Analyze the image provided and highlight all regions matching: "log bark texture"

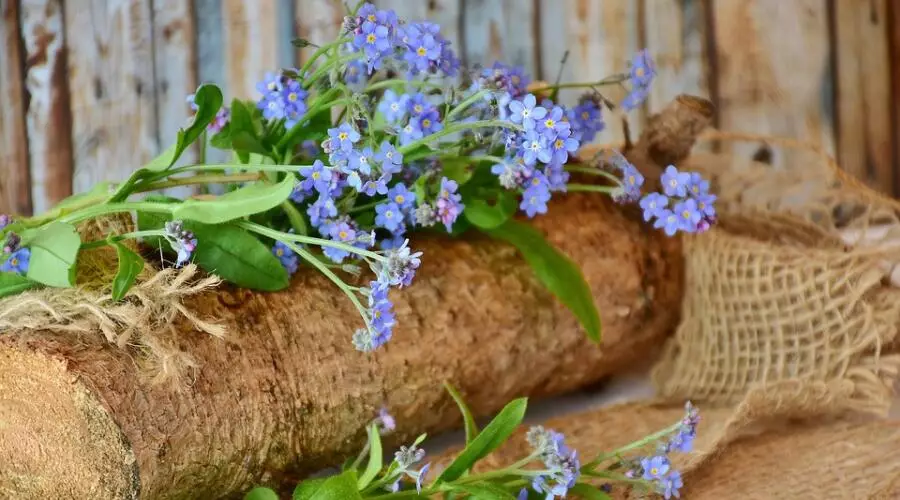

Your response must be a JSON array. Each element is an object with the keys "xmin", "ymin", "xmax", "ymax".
[{"xmin": 0, "ymin": 96, "xmax": 711, "ymax": 500}]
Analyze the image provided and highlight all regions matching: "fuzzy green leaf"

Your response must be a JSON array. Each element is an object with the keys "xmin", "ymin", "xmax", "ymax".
[
  {"xmin": 483, "ymin": 220, "xmax": 601, "ymax": 343},
  {"xmin": 23, "ymin": 222, "xmax": 81, "ymax": 288},
  {"xmin": 567, "ymin": 484, "xmax": 612, "ymax": 499},
  {"xmin": 444, "ymin": 382, "xmax": 479, "ymax": 445},
  {"xmin": 435, "ymin": 398, "xmax": 527, "ymax": 484},
  {"xmin": 0, "ymin": 272, "xmax": 39, "ymax": 298},
  {"xmin": 243, "ymin": 487, "xmax": 279, "ymax": 500},
  {"xmin": 293, "ymin": 470, "xmax": 361, "ymax": 500},
  {"xmin": 171, "ymin": 176, "xmax": 294, "ymax": 225},
  {"xmin": 110, "ymin": 241, "xmax": 145, "ymax": 301},
  {"xmin": 357, "ymin": 423, "xmax": 383, "ymax": 489},
  {"xmin": 463, "ymin": 192, "xmax": 517, "ymax": 230},
  {"xmin": 147, "ymin": 84, "xmax": 224, "ymax": 170}
]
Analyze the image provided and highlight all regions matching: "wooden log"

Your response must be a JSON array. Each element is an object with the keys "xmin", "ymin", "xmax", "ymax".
[{"xmin": 0, "ymin": 96, "xmax": 710, "ymax": 500}]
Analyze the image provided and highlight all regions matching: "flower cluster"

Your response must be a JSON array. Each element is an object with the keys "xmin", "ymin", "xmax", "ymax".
[
  {"xmin": 0, "ymin": 224, "xmax": 29, "ymax": 276},
  {"xmin": 619, "ymin": 401, "xmax": 699, "ymax": 499},
  {"xmin": 621, "ymin": 48, "xmax": 656, "ymax": 111},
  {"xmin": 524, "ymin": 426, "xmax": 581, "ymax": 498},
  {"xmin": 163, "ymin": 220, "xmax": 198, "ymax": 267},
  {"xmin": 640, "ymin": 165, "xmax": 717, "ymax": 236},
  {"xmin": 256, "ymin": 72, "xmax": 309, "ymax": 128}
]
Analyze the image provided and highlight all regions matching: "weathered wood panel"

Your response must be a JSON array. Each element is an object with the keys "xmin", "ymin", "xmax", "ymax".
[
  {"xmin": 294, "ymin": 0, "xmax": 344, "ymax": 66},
  {"xmin": 834, "ymin": 0, "xmax": 893, "ymax": 191},
  {"xmin": 193, "ymin": 0, "xmax": 229, "ymax": 166},
  {"xmin": 20, "ymin": 0, "xmax": 73, "ymax": 215},
  {"xmin": 711, "ymin": 0, "xmax": 835, "ymax": 169},
  {"xmin": 542, "ymin": 0, "xmax": 641, "ymax": 145},
  {"xmin": 890, "ymin": 0, "xmax": 900, "ymax": 195},
  {"xmin": 0, "ymin": 0, "xmax": 32, "ymax": 215},
  {"xmin": 462, "ymin": 0, "xmax": 537, "ymax": 76},
  {"xmin": 65, "ymin": 0, "xmax": 159, "ymax": 194},
  {"xmin": 222, "ymin": 0, "xmax": 280, "ymax": 100}
]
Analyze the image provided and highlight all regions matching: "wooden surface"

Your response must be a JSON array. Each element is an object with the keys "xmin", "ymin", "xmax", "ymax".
[{"xmin": 1, "ymin": 0, "xmax": 898, "ymax": 215}]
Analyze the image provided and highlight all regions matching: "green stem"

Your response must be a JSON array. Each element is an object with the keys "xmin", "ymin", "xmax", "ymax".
[
  {"xmin": 281, "ymin": 201, "xmax": 309, "ymax": 236},
  {"xmin": 137, "ymin": 173, "xmax": 261, "ymax": 193},
  {"xmin": 585, "ymin": 421, "xmax": 682, "ymax": 470},
  {"xmin": 445, "ymin": 89, "xmax": 489, "ymax": 121},
  {"xmin": 276, "ymin": 89, "xmax": 344, "ymax": 150},
  {"xmin": 565, "ymin": 166, "xmax": 622, "ymax": 185},
  {"xmin": 304, "ymin": 53, "xmax": 361, "ymax": 89},
  {"xmin": 364, "ymin": 79, "xmax": 444, "ymax": 93},
  {"xmin": 566, "ymin": 184, "xmax": 618, "ymax": 194},
  {"xmin": 348, "ymin": 200, "xmax": 381, "ymax": 214},
  {"xmin": 299, "ymin": 37, "xmax": 350, "ymax": 78},
  {"xmin": 59, "ymin": 202, "xmax": 174, "ymax": 225},
  {"xmin": 466, "ymin": 155, "xmax": 507, "ymax": 165},
  {"xmin": 237, "ymin": 221, "xmax": 383, "ymax": 264},
  {"xmin": 80, "ymin": 229, "xmax": 167, "ymax": 250},
  {"xmin": 529, "ymin": 75, "xmax": 628, "ymax": 93},
  {"xmin": 397, "ymin": 120, "xmax": 522, "ymax": 155}
]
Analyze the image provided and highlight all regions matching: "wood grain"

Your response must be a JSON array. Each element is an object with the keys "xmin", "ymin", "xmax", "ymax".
[
  {"xmin": 0, "ymin": 0, "xmax": 32, "ymax": 215},
  {"xmin": 294, "ymin": 0, "xmax": 344, "ymax": 67},
  {"xmin": 834, "ymin": 0, "xmax": 893, "ymax": 193},
  {"xmin": 65, "ymin": 0, "xmax": 159, "ymax": 193},
  {"xmin": 222, "ymin": 0, "xmax": 279, "ymax": 100},
  {"xmin": 712, "ymin": 0, "xmax": 835, "ymax": 169},
  {"xmin": 462, "ymin": 0, "xmax": 537, "ymax": 77},
  {"xmin": 20, "ymin": 0, "xmax": 73, "ymax": 215}
]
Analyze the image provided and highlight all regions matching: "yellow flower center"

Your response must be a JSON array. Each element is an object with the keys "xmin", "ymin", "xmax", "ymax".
[
  {"xmin": 367, "ymin": 14, "xmax": 376, "ymax": 22},
  {"xmin": 532, "ymin": 178, "xmax": 541, "ymax": 186},
  {"xmin": 386, "ymin": 210, "xmax": 394, "ymax": 218},
  {"xmin": 288, "ymin": 92, "xmax": 298, "ymax": 102},
  {"xmin": 395, "ymin": 195, "xmax": 405, "ymax": 204},
  {"xmin": 414, "ymin": 104, "xmax": 423, "ymax": 113},
  {"xmin": 669, "ymin": 179, "xmax": 677, "ymax": 187},
  {"xmin": 582, "ymin": 111, "xmax": 590, "ymax": 120},
  {"xmin": 650, "ymin": 467, "xmax": 658, "ymax": 476},
  {"xmin": 339, "ymin": 230, "xmax": 349, "ymax": 240},
  {"xmin": 628, "ymin": 175, "xmax": 635, "ymax": 185},
  {"xmin": 545, "ymin": 119, "xmax": 555, "ymax": 128},
  {"xmin": 682, "ymin": 210, "xmax": 691, "ymax": 219},
  {"xmin": 555, "ymin": 139, "xmax": 564, "ymax": 148},
  {"xmin": 511, "ymin": 75, "xmax": 520, "ymax": 84},
  {"xmin": 312, "ymin": 172, "xmax": 320, "ymax": 180},
  {"xmin": 698, "ymin": 202, "xmax": 706, "ymax": 210},
  {"xmin": 636, "ymin": 67, "xmax": 645, "ymax": 77},
  {"xmin": 417, "ymin": 46, "xmax": 427, "ymax": 56},
  {"xmin": 9, "ymin": 258, "xmax": 17, "ymax": 266},
  {"xmin": 339, "ymin": 132, "xmax": 348, "ymax": 141},
  {"xmin": 276, "ymin": 249, "xmax": 284, "ymax": 257},
  {"xmin": 692, "ymin": 185, "xmax": 700, "ymax": 193},
  {"xmin": 421, "ymin": 119, "xmax": 431, "ymax": 128},
  {"xmin": 367, "ymin": 33, "xmax": 376, "ymax": 44}
]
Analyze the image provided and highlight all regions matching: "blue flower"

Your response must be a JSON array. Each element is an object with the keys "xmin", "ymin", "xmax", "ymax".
[
  {"xmin": 416, "ymin": 109, "xmax": 443, "ymax": 135},
  {"xmin": 299, "ymin": 160, "xmax": 333, "ymax": 194},
  {"xmin": 621, "ymin": 85, "xmax": 649, "ymax": 111},
  {"xmin": 653, "ymin": 209, "xmax": 681, "ymax": 237},
  {"xmin": 378, "ymin": 90, "xmax": 409, "ymax": 124},
  {"xmin": 521, "ymin": 130, "xmax": 552, "ymax": 165},
  {"xmin": 668, "ymin": 429, "xmax": 694, "ymax": 453},
  {"xmin": 377, "ymin": 142, "xmax": 404, "ymax": 175},
  {"xmin": 353, "ymin": 20, "xmax": 391, "ymax": 58},
  {"xmin": 328, "ymin": 123, "xmax": 361, "ymax": 153},
  {"xmin": 272, "ymin": 241, "xmax": 299, "ymax": 275},
  {"xmin": 549, "ymin": 130, "xmax": 580, "ymax": 164},
  {"xmin": 281, "ymin": 79, "xmax": 308, "ymax": 128},
  {"xmin": 660, "ymin": 165, "xmax": 691, "ymax": 197},
  {"xmin": 301, "ymin": 139, "xmax": 319, "ymax": 158},
  {"xmin": 544, "ymin": 162, "xmax": 570, "ymax": 192},
  {"xmin": 537, "ymin": 106, "xmax": 570, "ymax": 140},
  {"xmin": 521, "ymin": 183, "xmax": 551, "ymax": 218},
  {"xmin": 323, "ymin": 221, "xmax": 359, "ymax": 264},
  {"xmin": 344, "ymin": 59, "xmax": 367, "ymax": 84},
  {"xmin": 639, "ymin": 192, "xmax": 669, "ymax": 222},
  {"xmin": 517, "ymin": 489, "xmax": 529, "ymax": 500},
  {"xmin": 388, "ymin": 183, "xmax": 416, "ymax": 211},
  {"xmin": 399, "ymin": 122, "xmax": 424, "ymax": 146},
  {"xmin": 569, "ymin": 100, "xmax": 604, "ymax": 142},
  {"xmin": 686, "ymin": 172, "xmax": 710, "ymax": 197},
  {"xmin": 375, "ymin": 202, "xmax": 404, "ymax": 232},
  {"xmin": 403, "ymin": 27, "xmax": 441, "ymax": 72},
  {"xmin": 361, "ymin": 174, "xmax": 390, "ymax": 196},
  {"xmin": 307, "ymin": 194, "xmax": 338, "ymax": 228},
  {"xmin": 164, "ymin": 221, "xmax": 198, "ymax": 268},
  {"xmin": 629, "ymin": 48, "xmax": 656, "ymax": 88},
  {"xmin": 406, "ymin": 93, "xmax": 430, "ymax": 117},
  {"xmin": 673, "ymin": 198, "xmax": 701, "ymax": 232},
  {"xmin": 1, "ymin": 248, "xmax": 30, "ymax": 275},
  {"xmin": 509, "ymin": 94, "xmax": 547, "ymax": 130},
  {"xmin": 661, "ymin": 471, "xmax": 683, "ymax": 499},
  {"xmin": 694, "ymin": 192, "xmax": 717, "ymax": 218},
  {"xmin": 349, "ymin": 147, "xmax": 376, "ymax": 175},
  {"xmin": 641, "ymin": 455, "xmax": 670, "ymax": 481},
  {"xmin": 415, "ymin": 463, "xmax": 431, "ymax": 493}
]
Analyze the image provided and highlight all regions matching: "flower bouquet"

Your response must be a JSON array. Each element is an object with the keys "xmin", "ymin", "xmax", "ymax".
[{"xmin": 0, "ymin": 2, "xmax": 716, "ymax": 498}]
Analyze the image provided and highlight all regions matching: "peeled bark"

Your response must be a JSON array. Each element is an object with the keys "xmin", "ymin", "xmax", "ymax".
[{"xmin": 0, "ymin": 96, "xmax": 711, "ymax": 499}]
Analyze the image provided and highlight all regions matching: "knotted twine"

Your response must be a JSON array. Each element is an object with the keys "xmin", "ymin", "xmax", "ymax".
[{"xmin": 0, "ymin": 214, "xmax": 223, "ymax": 384}]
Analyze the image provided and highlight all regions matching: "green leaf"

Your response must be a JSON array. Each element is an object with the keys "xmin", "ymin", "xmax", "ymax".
[
  {"xmin": 0, "ymin": 272, "xmax": 39, "ymax": 298},
  {"xmin": 171, "ymin": 176, "xmax": 294, "ymax": 224},
  {"xmin": 52, "ymin": 182, "xmax": 113, "ymax": 214},
  {"xmin": 463, "ymin": 192, "xmax": 517, "ymax": 230},
  {"xmin": 442, "ymin": 157, "xmax": 475, "ymax": 185},
  {"xmin": 169, "ymin": 84, "xmax": 223, "ymax": 169},
  {"xmin": 229, "ymin": 99, "xmax": 257, "ymax": 163},
  {"xmin": 293, "ymin": 470, "xmax": 361, "ymax": 500},
  {"xmin": 110, "ymin": 241, "xmax": 144, "ymax": 301},
  {"xmin": 232, "ymin": 130, "xmax": 271, "ymax": 158},
  {"xmin": 444, "ymin": 382, "xmax": 479, "ymax": 445},
  {"xmin": 567, "ymin": 484, "xmax": 612, "ymax": 499},
  {"xmin": 244, "ymin": 487, "xmax": 279, "ymax": 500},
  {"xmin": 357, "ymin": 423, "xmax": 382, "ymax": 489},
  {"xmin": 484, "ymin": 219, "xmax": 601, "ymax": 343},
  {"xmin": 449, "ymin": 484, "xmax": 517, "ymax": 499},
  {"xmin": 23, "ymin": 222, "xmax": 81, "ymax": 288},
  {"xmin": 435, "ymin": 398, "xmax": 528, "ymax": 484}
]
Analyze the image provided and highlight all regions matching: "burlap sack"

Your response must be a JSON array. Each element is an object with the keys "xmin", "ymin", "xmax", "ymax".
[
  {"xmin": 649, "ymin": 131, "xmax": 900, "ymax": 416},
  {"xmin": 434, "ymin": 396, "xmax": 900, "ymax": 499}
]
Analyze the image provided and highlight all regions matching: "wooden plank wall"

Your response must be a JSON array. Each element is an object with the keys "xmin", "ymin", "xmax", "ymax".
[{"xmin": 0, "ymin": 0, "xmax": 898, "ymax": 216}]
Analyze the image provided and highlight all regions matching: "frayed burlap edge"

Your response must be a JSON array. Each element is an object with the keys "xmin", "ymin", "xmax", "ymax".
[{"xmin": 1, "ymin": 215, "xmax": 225, "ymax": 385}]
